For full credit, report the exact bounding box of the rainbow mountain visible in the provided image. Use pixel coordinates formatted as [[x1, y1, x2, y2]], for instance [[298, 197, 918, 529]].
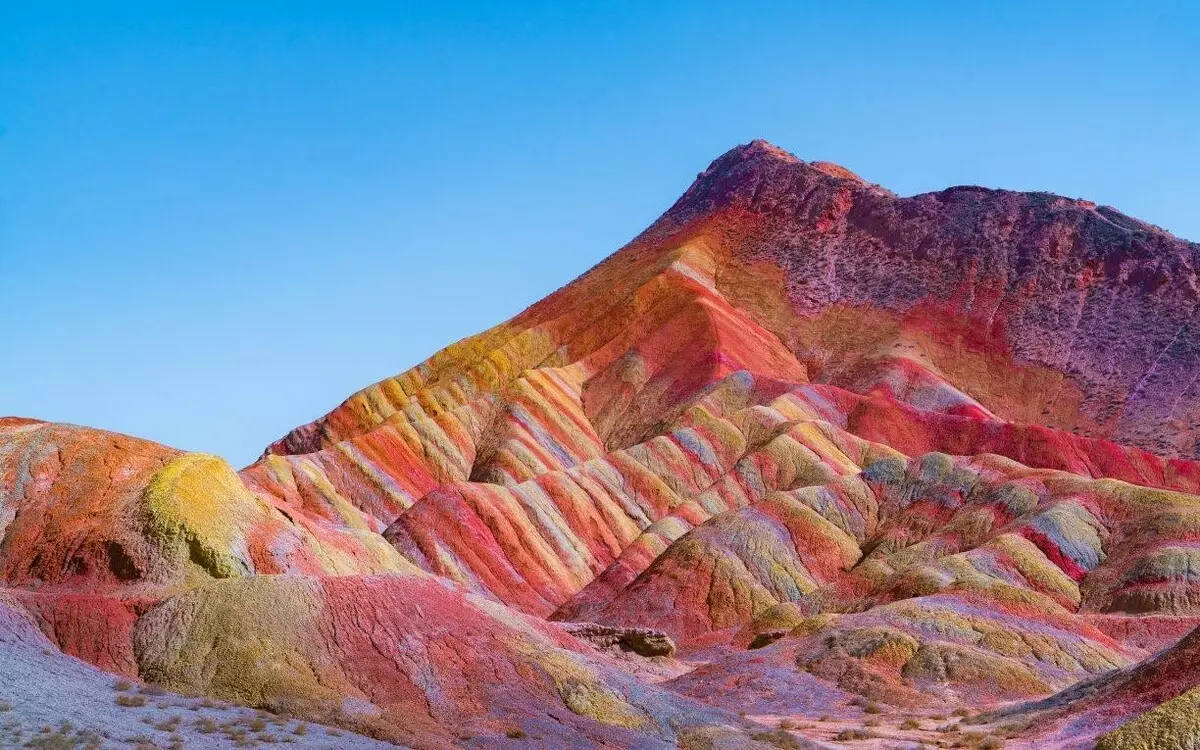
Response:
[[4, 141, 1200, 748]]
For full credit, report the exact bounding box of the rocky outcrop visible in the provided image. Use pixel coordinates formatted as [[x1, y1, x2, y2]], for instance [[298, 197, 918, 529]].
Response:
[[560, 622, 677, 657]]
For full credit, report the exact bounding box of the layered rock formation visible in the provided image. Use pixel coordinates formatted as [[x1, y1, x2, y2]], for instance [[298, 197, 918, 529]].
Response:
[[4, 141, 1200, 747]]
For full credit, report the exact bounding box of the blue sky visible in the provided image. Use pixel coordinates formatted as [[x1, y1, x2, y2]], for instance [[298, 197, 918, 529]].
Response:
[[2, 2, 1197, 466]]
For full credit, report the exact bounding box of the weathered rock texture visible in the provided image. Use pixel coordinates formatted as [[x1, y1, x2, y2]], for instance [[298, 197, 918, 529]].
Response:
[[4, 141, 1200, 747], [560, 622, 677, 657]]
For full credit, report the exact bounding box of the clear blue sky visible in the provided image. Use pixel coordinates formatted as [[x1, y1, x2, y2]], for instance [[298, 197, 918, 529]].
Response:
[[2, 2, 1197, 466]]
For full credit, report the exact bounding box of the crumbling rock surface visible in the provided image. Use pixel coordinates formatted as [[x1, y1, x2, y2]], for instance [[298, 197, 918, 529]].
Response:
[[560, 622, 677, 657]]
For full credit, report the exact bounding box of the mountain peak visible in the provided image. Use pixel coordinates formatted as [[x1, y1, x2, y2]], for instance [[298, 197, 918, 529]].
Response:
[[701, 140, 868, 184], [727, 138, 801, 163], [649, 140, 885, 235], [695, 139, 867, 185]]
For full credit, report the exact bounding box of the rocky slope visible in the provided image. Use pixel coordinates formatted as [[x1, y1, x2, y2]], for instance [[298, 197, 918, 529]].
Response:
[[4, 141, 1200, 747]]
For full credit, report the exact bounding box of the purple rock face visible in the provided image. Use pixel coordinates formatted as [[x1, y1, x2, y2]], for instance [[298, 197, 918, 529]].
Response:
[[651, 140, 1200, 459]]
